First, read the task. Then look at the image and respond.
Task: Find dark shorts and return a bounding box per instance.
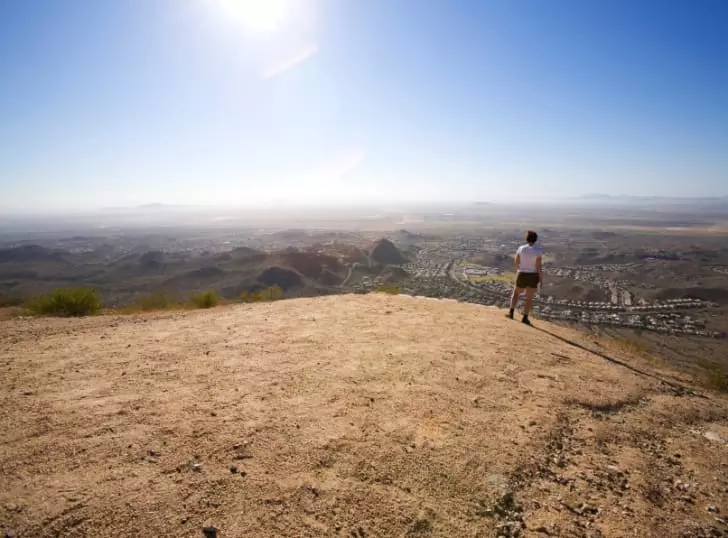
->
[516,272,539,289]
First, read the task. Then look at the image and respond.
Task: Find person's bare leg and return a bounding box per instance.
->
[508,287,523,318]
[522,287,537,324]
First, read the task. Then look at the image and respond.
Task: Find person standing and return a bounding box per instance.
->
[507,230,542,325]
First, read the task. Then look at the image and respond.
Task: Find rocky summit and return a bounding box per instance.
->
[1,294,727,537]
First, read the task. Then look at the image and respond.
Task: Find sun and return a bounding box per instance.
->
[213,0,291,33]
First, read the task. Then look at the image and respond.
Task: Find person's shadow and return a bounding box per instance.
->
[532,325,706,399]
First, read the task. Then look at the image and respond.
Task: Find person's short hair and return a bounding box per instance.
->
[526,230,538,244]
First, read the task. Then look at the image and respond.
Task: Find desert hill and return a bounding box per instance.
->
[1,295,727,537]
[0,244,69,264]
[370,238,409,265]
[0,244,350,305]
[388,229,434,246]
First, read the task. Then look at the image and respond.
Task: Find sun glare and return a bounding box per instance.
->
[214,0,290,32]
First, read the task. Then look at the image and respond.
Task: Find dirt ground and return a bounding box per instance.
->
[1,294,727,538]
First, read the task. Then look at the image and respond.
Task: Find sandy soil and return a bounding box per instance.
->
[1,294,727,538]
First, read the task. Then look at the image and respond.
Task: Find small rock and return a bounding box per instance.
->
[22,391,34,396]
[192,463,202,472]
[707,505,719,513]
[704,431,724,443]
[534,526,550,535]
[181,516,189,524]
[528,420,537,426]
[202,526,217,538]
[210,412,217,417]
[230,464,238,474]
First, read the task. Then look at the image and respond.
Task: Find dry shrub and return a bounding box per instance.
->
[25,288,102,317]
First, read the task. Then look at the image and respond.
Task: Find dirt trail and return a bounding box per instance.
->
[1,294,727,537]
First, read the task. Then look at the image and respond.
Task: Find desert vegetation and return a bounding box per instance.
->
[701,361,728,393]
[133,292,178,311]
[15,285,291,317]
[187,290,221,309]
[24,287,102,317]
[375,284,401,295]
[240,285,284,303]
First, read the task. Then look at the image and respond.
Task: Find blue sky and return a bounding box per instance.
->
[1,0,727,211]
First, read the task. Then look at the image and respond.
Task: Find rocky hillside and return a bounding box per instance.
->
[0,244,350,305]
[1,295,727,537]
[370,238,408,265]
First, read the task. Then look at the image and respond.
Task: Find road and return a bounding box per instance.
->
[341,264,353,287]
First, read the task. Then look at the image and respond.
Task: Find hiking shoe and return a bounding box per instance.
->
[521,317,532,326]
[506,311,514,319]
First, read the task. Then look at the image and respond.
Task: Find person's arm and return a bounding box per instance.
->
[536,256,542,287]
[514,253,520,272]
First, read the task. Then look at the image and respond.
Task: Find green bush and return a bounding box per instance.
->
[134,292,175,311]
[240,285,284,303]
[188,290,220,309]
[375,284,400,295]
[25,288,102,317]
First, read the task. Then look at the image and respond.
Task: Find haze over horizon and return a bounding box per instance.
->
[1,0,727,212]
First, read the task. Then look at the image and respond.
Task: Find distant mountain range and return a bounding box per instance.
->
[0,236,416,307]
[101,203,200,212]
[577,194,728,203]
